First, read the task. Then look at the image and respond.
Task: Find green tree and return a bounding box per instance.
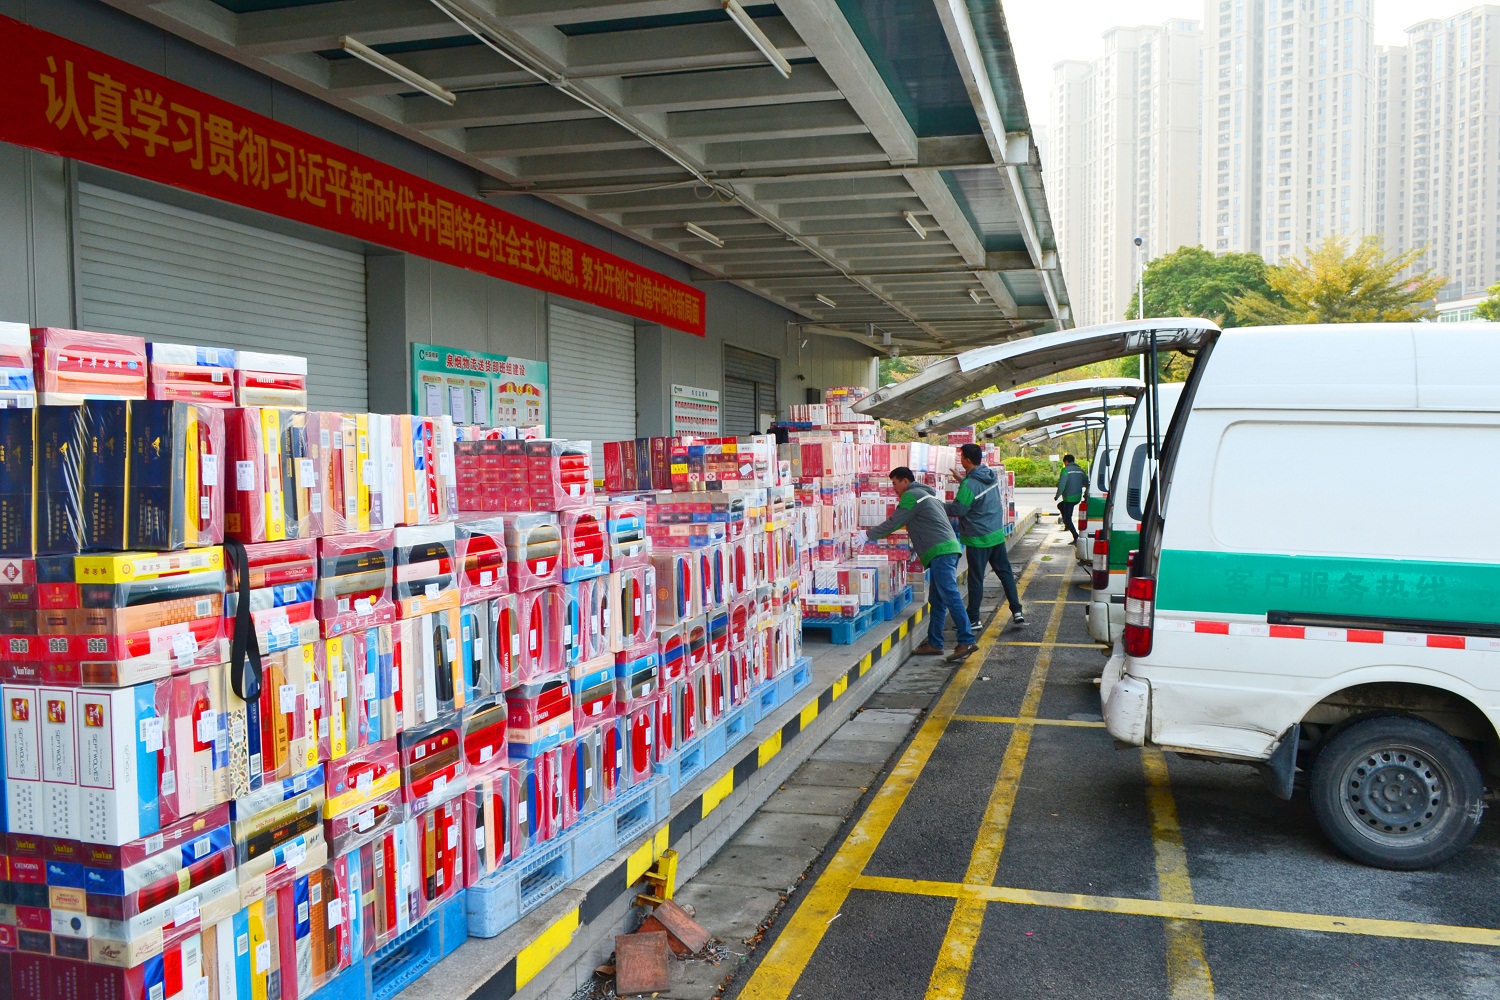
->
[1230,236,1445,325]
[1124,245,1278,328]
[1475,280,1500,321]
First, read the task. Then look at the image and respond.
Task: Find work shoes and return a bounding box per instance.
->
[913,642,945,656]
[946,643,979,662]
[1012,612,1027,626]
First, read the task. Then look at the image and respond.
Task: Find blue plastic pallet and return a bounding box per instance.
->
[614,776,669,847]
[309,890,469,1000]
[702,720,727,767]
[466,833,576,938]
[722,702,754,751]
[892,585,913,614]
[654,733,709,794]
[776,657,812,703]
[802,606,878,645]
[751,678,781,721]
[569,808,619,876]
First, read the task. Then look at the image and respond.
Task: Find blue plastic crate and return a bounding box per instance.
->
[307,956,367,1000]
[892,586,913,614]
[561,561,610,584]
[702,720,727,767]
[366,890,467,1000]
[722,703,754,750]
[614,776,669,847]
[777,658,812,704]
[654,735,708,794]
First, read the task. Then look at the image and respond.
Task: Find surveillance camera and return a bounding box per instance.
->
[1133,237,1143,247]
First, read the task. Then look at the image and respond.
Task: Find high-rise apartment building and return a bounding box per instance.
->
[1049,20,1202,326]
[1404,7,1500,297]
[1374,45,1411,256]
[1202,0,1264,252]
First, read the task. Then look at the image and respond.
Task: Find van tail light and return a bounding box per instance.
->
[1078,504,1089,531]
[1091,533,1110,590]
[1123,569,1156,658]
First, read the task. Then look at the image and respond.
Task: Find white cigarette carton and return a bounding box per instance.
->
[76,684,162,847]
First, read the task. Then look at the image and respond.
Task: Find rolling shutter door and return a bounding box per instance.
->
[76,182,369,411]
[547,304,635,467]
[723,346,778,435]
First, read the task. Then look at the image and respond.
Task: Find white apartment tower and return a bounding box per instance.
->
[1203,0,1264,252]
[1405,7,1500,298]
[1049,21,1203,327]
[1374,45,1410,258]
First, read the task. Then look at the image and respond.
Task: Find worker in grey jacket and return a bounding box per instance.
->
[1054,454,1088,542]
[857,467,976,662]
[946,444,1024,627]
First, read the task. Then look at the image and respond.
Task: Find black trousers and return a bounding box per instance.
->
[1058,500,1079,539]
[965,542,1022,624]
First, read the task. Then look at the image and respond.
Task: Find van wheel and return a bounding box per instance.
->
[1309,714,1484,870]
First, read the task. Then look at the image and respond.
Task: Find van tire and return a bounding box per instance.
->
[1309,713,1484,870]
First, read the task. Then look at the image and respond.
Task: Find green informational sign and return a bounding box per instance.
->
[410,343,548,431]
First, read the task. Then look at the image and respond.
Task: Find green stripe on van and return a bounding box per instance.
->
[1086,495,1107,520]
[1157,550,1500,625]
[1109,529,1139,570]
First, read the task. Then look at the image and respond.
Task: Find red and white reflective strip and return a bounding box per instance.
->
[1157,617,1500,652]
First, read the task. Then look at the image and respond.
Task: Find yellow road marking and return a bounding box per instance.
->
[853,875,1500,948]
[925,573,1070,999]
[997,641,1103,648]
[952,715,1105,728]
[737,535,1055,1000]
[1143,749,1215,998]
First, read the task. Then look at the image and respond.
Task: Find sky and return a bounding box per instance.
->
[1006,0,1470,128]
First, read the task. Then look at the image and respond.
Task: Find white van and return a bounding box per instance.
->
[1085,386,1182,644]
[1077,413,1127,566]
[1103,323,1500,869]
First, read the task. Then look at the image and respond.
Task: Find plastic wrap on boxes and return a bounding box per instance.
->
[650,549,696,626]
[559,506,609,582]
[235,351,308,409]
[625,701,654,787]
[247,640,324,790]
[563,576,612,669]
[518,585,564,682]
[523,747,563,846]
[225,539,320,656]
[316,531,396,639]
[653,682,676,763]
[126,401,226,550]
[68,547,228,686]
[36,404,85,555]
[455,516,508,603]
[613,564,655,651]
[563,724,610,825]
[325,739,400,838]
[161,663,245,824]
[684,614,709,672]
[324,623,397,758]
[613,645,658,713]
[0,410,35,557]
[325,787,400,858]
[0,321,36,408]
[231,765,327,858]
[399,715,464,814]
[225,407,314,543]
[525,439,592,510]
[504,513,561,592]
[506,672,572,757]
[32,327,147,403]
[146,342,236,406]
[570,653,615,731]
[459,600,499,703]
[394,522,459,619]
[395,607,465,729]
[464,762,519,885]
[488,593,522,692]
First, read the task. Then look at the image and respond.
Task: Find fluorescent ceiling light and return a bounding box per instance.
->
[684,222,724,248]
[816,293,838,308]
[969,289,983,304]
[903,211,928,239]
[341,36,456,105]
[723,0,793,78]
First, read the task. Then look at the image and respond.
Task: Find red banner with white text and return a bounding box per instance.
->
[0,15,706,335]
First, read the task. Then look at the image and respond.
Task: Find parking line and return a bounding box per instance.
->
[1143,749,1215,998]
[951,715,1105,728]
[851,875,1500,948]
[997,641,1102,648]
[736,534,1055,1000]
[924,575,1071,999]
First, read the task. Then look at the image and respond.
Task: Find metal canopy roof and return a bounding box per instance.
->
[111,0,1071,354]
[854,318,1220,421]
[986,396,1135,437]
[913,375,1143,435]
[1015,417,1104,448]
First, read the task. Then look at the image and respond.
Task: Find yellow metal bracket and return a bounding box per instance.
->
[635,849,679,906]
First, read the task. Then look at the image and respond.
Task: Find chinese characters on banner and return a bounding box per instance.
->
[670,384,721,436]
[1,15,706,335]
[412,344,548,430]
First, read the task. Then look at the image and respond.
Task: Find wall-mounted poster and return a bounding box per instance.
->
[411,344,548,430]
[671,384,721,436]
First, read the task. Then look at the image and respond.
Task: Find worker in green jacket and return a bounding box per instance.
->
[947,444,1024,627]
[1055,454,1087,542]
[856,467,976,662]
